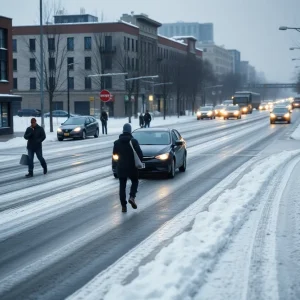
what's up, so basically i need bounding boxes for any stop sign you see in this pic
[99,90,111,102]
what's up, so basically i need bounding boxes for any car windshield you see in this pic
[63,117,86,125]
[200,107,213,111]
[226,106,239,111]
[223,100,233,105]
[215,106,224,109]
[133,131,170,145]
[273,108,288,113]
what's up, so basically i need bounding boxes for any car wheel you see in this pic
[179,153,186,172]
[58,137,64,141]
[94,128,99,138]
[82,130,86,140]
[113,173,118,179]
[197,117,200,120]
[168,159,175,179]
[288,120,291,124]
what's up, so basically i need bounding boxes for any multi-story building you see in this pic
[228,49,241,74]
[54,12,98,24]
[240,61,256,84]
[0,15,22,135]
[12,13,202,117]
[201,44,233,77]
[159,22,214,45]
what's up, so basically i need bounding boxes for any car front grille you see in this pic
[63,129,72,133]
[143,156,155,161]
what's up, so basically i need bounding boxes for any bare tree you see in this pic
[220,72,243,99]
[296,72,300,94]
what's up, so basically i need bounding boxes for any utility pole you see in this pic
[39,0,45,128]
[67,65,70,118]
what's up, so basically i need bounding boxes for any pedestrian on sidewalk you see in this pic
[100,109,108,135]
[144,110,152,128]
[113,123,143,213]
[23,118,47,177]
[139,112,144,128]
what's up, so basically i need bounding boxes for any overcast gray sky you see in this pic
[2,0,300,83]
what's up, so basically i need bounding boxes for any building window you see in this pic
[104,56,112,69]
[0,29,7,49]
[85,57,91,70]
[136,40,138,52]
[132,58,135,70]
[49,77,55,90]
[105,36,112,50]
[0,102,9,127]
[30,58,36,71]
[124,37,126,50]
[49,57,55,70]
[29,39,36,52]
[0,49,7,80]
[67,37,74,51]
[136,58,139,71]
[67,57,74,70]
[127,38,130,51]
[68,77,74,89]
[13,58,17,71]
[104,76,112,89]
[48,38,55,51]
[13,39,17,52]
[127,57,130,70]
[132,39,134,52]
[85,77,91,89]
[13,78,18,89]
[30,77,36,90]
[84,37,92,50]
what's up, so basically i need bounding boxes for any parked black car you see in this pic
[112,128,187,178]
[57,116,99,141]
[17,108,41,117]
[44,110,77,118]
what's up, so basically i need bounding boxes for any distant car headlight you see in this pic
[259,106,263,110]
[57,128,62,133]
[284,113,290,118]
[112,154,119,161]
[234,111,239,115]
[243,107,248,112]
[197,112,201,116]
[155,153,170,160]
[215,110,219,113]
[270,113,276,118]
[207,111,212,116]
[73,127,81,132]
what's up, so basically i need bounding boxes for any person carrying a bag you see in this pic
[112,123,143,212]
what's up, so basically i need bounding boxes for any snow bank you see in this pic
[102,150,300,300]
[290,123,300,140]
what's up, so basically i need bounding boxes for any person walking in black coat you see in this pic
[23,118,47,177]
[113,123,143,212]
[139,113,144,128]
[143,110,152,128]
[100,110,108,135]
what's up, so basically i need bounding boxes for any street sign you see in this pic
[99,90,111,102]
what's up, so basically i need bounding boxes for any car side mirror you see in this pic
[175,140,183,146]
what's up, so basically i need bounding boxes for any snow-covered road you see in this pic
[1,110,300,300]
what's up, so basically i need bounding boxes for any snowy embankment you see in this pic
[68,149,300,300]
[0,115,194,149]
[290,123,300,140]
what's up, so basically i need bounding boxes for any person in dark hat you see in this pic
[23,118,47,177]
[112,123,143,212]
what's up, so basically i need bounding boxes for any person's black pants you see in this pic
[144,122,150,128]
[28,148,47,173]
[102,121,107,134]
[119,176,139,207]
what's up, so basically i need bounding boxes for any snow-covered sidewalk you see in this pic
[68,149,300,300]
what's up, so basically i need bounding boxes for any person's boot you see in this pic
[122,206,127,213]
[129,197,137,209]
[25,171,33,178]
[43,165,47,174]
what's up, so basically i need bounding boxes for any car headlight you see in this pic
[284,113,290,118]
[112,154,119,161]
[223,111,228,115]
[215,110,219,113]
[259,106,263,110]
[155,153,169,160]
[243,107,248,111]
[197,112,201,116]
[234,111,239,115]
[57,128,62,133]
[73,127,81,132]
[270,113,276,118]
[207,111,212,116]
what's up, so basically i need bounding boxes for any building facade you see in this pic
[240,61,256,84]
[159,22,214,44]
[201,44,233,77]
[12,14,202,118]
[228,49,241,74]
[0,16,22,135]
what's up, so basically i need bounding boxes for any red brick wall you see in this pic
[0,16,12,94]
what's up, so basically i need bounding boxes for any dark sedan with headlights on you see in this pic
[57,116,99,141]
[270,107,291,124]
[112,128,187,179]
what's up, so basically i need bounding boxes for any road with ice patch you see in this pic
[0,110,300,300]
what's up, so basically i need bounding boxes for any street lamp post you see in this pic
[279,26,300,32]
[39,0,45,128]
[290,47,300,50]
[292,58,300,61]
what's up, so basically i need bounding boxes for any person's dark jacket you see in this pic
[139,114,144,125]
[144,112,152,123]
[101,111,108,123]
[113,133,143,178]
[24,124,46,150]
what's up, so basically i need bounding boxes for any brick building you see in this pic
[12,13,202,118]
[0,16,22,135]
